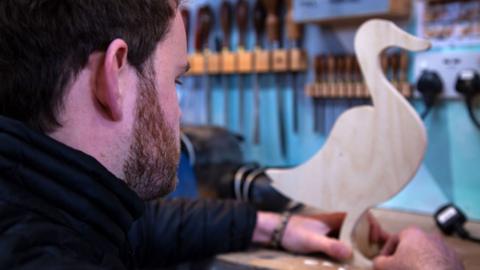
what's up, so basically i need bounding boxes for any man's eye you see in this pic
[175,79,183,86]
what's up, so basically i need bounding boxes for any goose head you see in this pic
[355,19,431,58]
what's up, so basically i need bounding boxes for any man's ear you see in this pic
[95,39,129,121]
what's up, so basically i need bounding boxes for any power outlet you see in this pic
[413,51,480,99]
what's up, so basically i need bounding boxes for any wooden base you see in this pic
[213,209,480,270]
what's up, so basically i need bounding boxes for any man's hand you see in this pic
[252,211,388,261]
[374,227,464,270]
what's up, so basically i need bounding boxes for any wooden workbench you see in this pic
[210,208,480,270]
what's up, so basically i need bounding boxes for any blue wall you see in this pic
[179,0,480,220]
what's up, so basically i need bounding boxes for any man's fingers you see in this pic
[379,235,399,256]
[380,229,390,243]
[367,212,389,245]
[310,234,352,260]
[373,255,395,270]
[370,221,380,244]
[308,212,345,235]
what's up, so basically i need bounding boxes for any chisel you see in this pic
[220,1,233,127]
[313,55,326,134]
[196,6,214,124]
[181,8,190,44]
[192,7,206,124]
[286,0,304,134]
[344,54,355,107]
[324,54,336,133]
[263,0,287,159]
[399,51,410,97]
[252,0,266,145]
[236,0,249,133]
[178,7,190,116]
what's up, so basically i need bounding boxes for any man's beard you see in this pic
[123,62,180,200]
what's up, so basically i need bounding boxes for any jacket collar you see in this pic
[0,116,144,251]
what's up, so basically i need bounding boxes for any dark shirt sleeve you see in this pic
[128,198,257,268]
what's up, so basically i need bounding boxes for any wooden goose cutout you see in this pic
[267,19,431,268]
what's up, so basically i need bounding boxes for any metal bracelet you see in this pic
[269,211,292,249]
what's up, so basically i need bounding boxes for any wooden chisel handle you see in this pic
[181,8,190,38]
[286,0,303,42]
[194,8,204,52]
[399,51,409,81]
[254,1,266,47]
[236,0,249,49]
[195,6,214,52]
[262,0,280,43]
[220,1,233,50]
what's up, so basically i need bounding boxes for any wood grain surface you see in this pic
[215,209,480,270]
[266,20,431,268]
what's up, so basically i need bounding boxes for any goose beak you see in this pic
[388,21,431,52]
[355,19,431,54]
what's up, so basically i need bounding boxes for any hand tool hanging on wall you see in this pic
[286,0,304,134]
[236,0,249,133]
[390,52,401,95]
[455,69,480,129]
[313,55,326,134]
[178,7,190,114]
[334,54,348,119]
[353,55,366,100]
[263,0,288,159]
[181,8,190,46]
[398,51,410,97]
[220,1,233,127]
[195,6,214,124]
[191,7,207,123]
[324,54,336,133]
[252,0,267,145]
[344,54,355,106]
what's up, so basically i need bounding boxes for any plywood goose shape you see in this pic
[267,19,431,268]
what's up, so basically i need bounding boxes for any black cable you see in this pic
[455,69,480,130]
[421,98,435,120]
[435,204,480,245]
[456,225,480,244]
[465,94,480,129]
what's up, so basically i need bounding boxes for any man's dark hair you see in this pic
[0,0,178,132]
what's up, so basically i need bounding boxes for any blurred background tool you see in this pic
[236,0,250,133]
[196,5,214,124]
[220,1,233,128]
[286,0,305,134]
[252,0,267,145]
[455,69,480,129]
[263,0,288,160]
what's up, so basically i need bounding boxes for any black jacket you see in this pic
[0,116,257,269]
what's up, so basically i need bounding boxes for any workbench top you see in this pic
[210,208,480,270]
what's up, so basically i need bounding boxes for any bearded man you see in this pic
[0,1,463,270]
